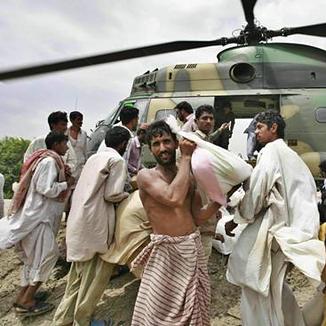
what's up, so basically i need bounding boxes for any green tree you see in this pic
[0,137,30,198]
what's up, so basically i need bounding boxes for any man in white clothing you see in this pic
[225,110,325,326]
[174,101,196,132]
[53,126,130,326]
[0,132,74,316]
[24,111,77,176]
[67,111,88,181]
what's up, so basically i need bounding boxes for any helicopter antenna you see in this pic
[74,96,79,109]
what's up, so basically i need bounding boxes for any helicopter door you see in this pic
[213,95,280,158]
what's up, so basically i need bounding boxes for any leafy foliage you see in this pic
[0,137,30,198]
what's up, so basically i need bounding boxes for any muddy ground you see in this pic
[0,200,316,325]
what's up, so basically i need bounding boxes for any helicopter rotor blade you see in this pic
[240,0,257,28]
[0,37,239,81]
[268,23,326,38]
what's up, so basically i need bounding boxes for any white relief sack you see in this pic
[165,115,252,204]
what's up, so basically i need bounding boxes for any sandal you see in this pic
[13,290,50,308]
[14,301,54,317]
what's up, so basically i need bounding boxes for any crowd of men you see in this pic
[0,103,326,326]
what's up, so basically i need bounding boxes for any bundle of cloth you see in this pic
[101,190,152,278]
[166,115,253,205]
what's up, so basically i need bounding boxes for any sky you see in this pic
[1,0,326,145]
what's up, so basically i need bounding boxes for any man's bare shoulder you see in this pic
[137,167,165,189]
[137,167,158,183]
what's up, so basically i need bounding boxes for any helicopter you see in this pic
[1,0,326,177]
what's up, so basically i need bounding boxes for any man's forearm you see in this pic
[165,155,192,205]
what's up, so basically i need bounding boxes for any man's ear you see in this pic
[271,122,278,134]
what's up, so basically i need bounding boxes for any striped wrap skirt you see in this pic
[131,229,210,326]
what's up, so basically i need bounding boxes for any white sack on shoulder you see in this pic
[179,130,253,194]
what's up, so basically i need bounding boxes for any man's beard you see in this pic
[154,150,176,166]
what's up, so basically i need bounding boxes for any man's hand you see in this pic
[218,122,229,132]
[179,138,196,158]
[225,219,238,237]
[67,176,75,187]
[64,165,71,176]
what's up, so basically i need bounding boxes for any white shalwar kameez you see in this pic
[227,139,326,326]
[68,128,87,180]
[66,148,128,262]
[0,157,67,286]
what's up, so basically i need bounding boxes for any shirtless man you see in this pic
[131,120,220,326]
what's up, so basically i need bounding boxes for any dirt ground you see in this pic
[0,234,316,326]
[0,201,317,325]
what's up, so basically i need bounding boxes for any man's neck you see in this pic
[123,123,132,131]
[196,129,209,140]
[70,126,80,132]
[266,136,281,144]
[157,163,177,176]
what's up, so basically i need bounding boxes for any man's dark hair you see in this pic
[69,111,83,121]
[222,101,232,108]
[195,104,214,120]
[48,111,68,130]
[174,101,193,114]
[319,160,326,173]
[256,110,286,139]
[146,120,177,147]
[45,131,68,149]
[105,126,131,148]
[137,128,147,137]
[119,106,139,125]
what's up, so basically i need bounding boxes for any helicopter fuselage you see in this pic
[88,42,326,177]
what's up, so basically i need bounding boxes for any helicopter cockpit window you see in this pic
[132,99,149,123]
[104,99,150,126]
[102,105,120,126]
[315,108,326,123]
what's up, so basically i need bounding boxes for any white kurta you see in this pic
[227,139,325,326]
[24,135,78,176]
[66,148,128,262]
[0,157,67,286]
[68,128,87,180]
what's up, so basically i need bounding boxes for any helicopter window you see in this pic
[102,105,120,126]
[104,99,150,125]
[315,108,326,123]
[132,99,150,123]
[214,95,280,119]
